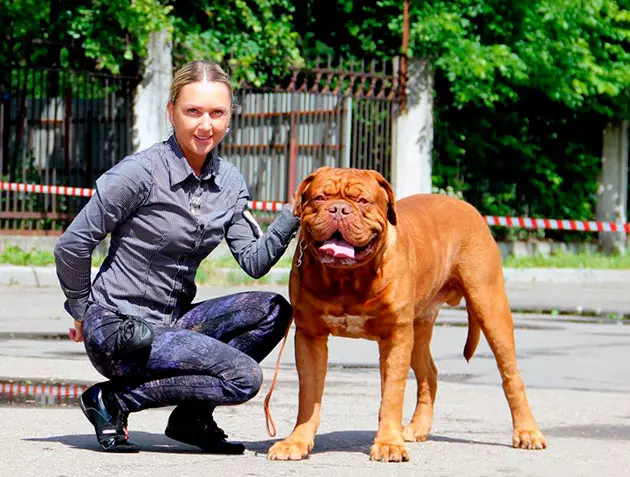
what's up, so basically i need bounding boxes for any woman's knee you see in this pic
[229,358,263,404]
[264,292,293,326]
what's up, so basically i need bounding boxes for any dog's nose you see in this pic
[328,201,352,217]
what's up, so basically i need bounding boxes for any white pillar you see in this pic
[391,58,434,199]
[133,30,173,153]
[597,120,628,254]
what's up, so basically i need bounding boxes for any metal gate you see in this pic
[220,57,398,202]
[1,58,397,233]
[0,66,138,233]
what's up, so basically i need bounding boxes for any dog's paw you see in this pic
[369,442,410,462]
[513,429,547,450]
[268,439,313,461]
[402,422,430,442]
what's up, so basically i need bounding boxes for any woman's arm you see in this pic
[225,178,299,279]
[54,157,152,321]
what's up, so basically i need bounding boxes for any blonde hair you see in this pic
[169,61,233,106]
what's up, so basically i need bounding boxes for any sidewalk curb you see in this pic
[502,267,630,284]
[2,264,629,287]
[1,265,628,318]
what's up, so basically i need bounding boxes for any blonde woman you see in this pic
[55,61,299,454]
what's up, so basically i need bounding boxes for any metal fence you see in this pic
[221,58,398,202]
[0,66,138,233]
[1,58,398,233]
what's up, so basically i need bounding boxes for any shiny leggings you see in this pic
[82,292,292,414]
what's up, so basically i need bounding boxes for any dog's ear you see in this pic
[293,168,327,217]
[370,170,397,225]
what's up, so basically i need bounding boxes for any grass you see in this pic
[2,245,630,283]
[0,246,56,267]
[200,252,294,269]
[195,252,293,285]
[0,245,294,286]
[0,246,108,268]
[503,249,630,269]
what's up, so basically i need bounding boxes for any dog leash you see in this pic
[263,315,293,437]
[263,239,306,437]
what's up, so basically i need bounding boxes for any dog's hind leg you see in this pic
[463,272,547,450]
[402,316,438,443]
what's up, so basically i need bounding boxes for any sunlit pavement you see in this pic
[0,284,629,476]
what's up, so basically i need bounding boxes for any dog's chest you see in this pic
[321,314,372,339]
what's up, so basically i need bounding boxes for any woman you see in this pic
[54,61,300,454]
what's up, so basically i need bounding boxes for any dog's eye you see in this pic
[357,197,370,205]
[313,195,326,202]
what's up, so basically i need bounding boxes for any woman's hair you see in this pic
[169,61,232,105]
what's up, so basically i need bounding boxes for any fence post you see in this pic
[341,96,352,169]
[133,29,172,153]
[391,58,434,199]
[597,120,628,254]
[287,92,298,201]
[0,79,5,176]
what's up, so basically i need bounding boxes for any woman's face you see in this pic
[167,81,231,167]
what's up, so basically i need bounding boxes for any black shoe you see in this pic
[165,406,245,455]
[79,383,140,453]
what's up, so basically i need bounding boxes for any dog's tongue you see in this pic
[319,238,355,258]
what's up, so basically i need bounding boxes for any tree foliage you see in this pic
[293,0,629,232]
[2,0,628,228]
[169,0,302,86]
[0,0,302,84]
[67,0,173,74]
[296,0,630,115]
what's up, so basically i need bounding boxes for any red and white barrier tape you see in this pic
[485,216,630,233]
[1,181,94,198]
[0,181,285,212]
[2,181,629,232]
[0,381,87,400]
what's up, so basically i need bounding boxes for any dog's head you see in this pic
[293,167,397,268]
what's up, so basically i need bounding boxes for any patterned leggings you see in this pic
[82,292,292,414]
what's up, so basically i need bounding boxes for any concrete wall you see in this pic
[391,59,434,199]
[597,120,628,254]
[133,30,173,154]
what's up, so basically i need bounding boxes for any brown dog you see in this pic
[267,167,547,462]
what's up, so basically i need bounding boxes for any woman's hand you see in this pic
[69,320,84,342]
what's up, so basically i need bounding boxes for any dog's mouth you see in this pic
[315,231,378,265]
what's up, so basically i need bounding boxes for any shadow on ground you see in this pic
[245,430,512,456]
[544,424,630,441]
[25,431,203,454]
[25,429,512,455]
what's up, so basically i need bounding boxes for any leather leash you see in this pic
[263,239,305,437]
[263,315,293,437]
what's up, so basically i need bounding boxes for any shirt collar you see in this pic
[166,135,221,188]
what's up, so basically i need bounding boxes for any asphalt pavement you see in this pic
[0,275,629,477]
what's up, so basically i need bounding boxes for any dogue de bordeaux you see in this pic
[267,167,547,462]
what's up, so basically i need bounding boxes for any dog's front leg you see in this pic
[371,327,414,462]
[268,327,328,460]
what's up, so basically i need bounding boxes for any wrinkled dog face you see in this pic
[294,167,397,267]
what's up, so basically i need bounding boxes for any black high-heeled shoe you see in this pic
[165,405,245,454]
[79,383,140,452]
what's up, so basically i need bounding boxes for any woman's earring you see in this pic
[226,127,231,133]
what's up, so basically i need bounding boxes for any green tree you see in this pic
[1,0,302,84]
[293,0,630,232]
[169,0,303,86]
[296,0,630,114]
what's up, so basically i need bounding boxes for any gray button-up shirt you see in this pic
[54,136,300,325]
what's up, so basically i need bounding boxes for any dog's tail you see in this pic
[463,318,481,362]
